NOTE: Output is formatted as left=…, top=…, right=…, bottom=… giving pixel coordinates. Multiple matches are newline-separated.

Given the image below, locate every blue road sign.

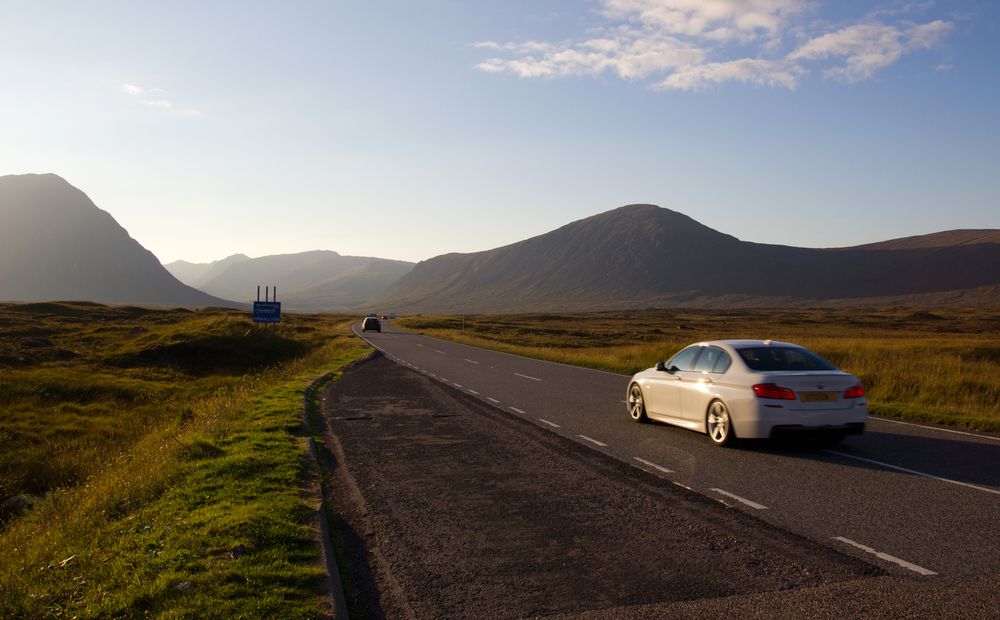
left=252, top=301, right=282, bottom=323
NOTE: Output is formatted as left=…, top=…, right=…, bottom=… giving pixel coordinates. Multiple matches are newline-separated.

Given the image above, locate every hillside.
left=0, top=174, right=238, bottom=308
left=847, top=230, right=1000, bottom=251
left=165, top=254, right=250, bottom=288
left=373, top=204, right=1000, bottom=313
left=171, top=251, right=414, bottom=310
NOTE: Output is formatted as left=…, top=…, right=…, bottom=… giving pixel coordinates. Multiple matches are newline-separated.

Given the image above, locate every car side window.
left=693, top=346, right=730, bottom=373
left=667, top=346, right=702, bottom=371
left=712, top=350, right=732, bottom=373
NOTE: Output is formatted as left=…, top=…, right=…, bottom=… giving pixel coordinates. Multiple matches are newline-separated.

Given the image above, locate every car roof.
left=693, top=339, right=802, bottom=349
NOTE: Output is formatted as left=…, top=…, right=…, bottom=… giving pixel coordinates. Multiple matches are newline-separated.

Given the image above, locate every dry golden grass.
left=399, top=308, right=1000, bottom=431
left=0, top=302, right=368, bottom=617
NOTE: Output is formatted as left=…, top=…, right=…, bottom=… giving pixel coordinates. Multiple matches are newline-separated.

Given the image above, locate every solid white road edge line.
left=514, top=373, right=543, bottom=382
left=633, top=457, right=674, bottom=475
left=832, top=537, right=937, bottom=576
left=538, top=418, right=561, bottom=428
left=577, top=435, right=608, bottom=447
left=709, top=488, right=768, bottom=510
left=510, top=406, right=526, bottom=414
left=871, top=416, right=1000, bottom=442
left=824, top=450, right=1000, bottom=496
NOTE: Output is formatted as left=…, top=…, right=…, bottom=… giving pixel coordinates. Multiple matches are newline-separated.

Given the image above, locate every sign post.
left=252, top=285, right=281, bottom=325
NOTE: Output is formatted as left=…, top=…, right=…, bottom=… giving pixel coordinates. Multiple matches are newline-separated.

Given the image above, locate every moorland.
left=3, top=302, right=998, bottom=617
left=0, top=302, right=365, bottom=618
left=398, top=307, right=1000, bottom=431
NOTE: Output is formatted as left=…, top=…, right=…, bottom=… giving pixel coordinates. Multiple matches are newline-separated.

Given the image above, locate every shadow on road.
left=741, top=430, right=1000, bottom=491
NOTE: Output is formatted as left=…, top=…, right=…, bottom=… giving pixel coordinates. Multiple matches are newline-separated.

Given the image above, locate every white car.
left=626, top=340, right=867, bottom=446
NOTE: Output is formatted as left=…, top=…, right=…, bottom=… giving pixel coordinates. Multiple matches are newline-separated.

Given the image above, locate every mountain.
left=847, top=230, right=1000, bottom=251
left=373, top=204, right=1000, bottom=313
left=165, top=254, right=250, bottom=289
left=0, top=174, right=238, bottom=308
left=170, top=251, right=414, bottom=310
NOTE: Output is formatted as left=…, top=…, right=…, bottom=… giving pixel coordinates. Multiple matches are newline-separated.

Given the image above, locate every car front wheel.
left=628, top=383, right=648, bottom=423
left=706, top=399, right=735, bottom=447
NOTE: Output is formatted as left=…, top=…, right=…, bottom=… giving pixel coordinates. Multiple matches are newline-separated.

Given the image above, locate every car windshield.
left=736, top=346, right=836, bottom=371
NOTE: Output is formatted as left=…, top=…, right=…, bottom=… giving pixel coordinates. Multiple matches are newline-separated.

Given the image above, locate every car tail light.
left=843, top=383, right=865, bottom=399
left=752, top=383, right=796, bottom=400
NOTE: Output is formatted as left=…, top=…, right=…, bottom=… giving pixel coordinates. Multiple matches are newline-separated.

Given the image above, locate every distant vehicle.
left=362, top=316, right=381, bottom=333
left=626, top=340, right=866, bottom=447
left=380, top=315, right=388, bottom=320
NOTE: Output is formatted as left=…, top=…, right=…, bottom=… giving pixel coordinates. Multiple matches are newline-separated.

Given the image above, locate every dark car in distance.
left=362, top=316, right=381, bottom=333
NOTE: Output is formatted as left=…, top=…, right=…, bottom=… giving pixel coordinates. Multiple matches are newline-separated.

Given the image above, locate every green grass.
left=398, top=308, right=1000, bottom=432
left=0, top=302, right=367, bottom=618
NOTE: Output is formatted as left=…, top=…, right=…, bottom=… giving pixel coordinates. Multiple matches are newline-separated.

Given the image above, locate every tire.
left=627, top=383, right=648, bottom=423
left=706, top=399, right=736, bottom=447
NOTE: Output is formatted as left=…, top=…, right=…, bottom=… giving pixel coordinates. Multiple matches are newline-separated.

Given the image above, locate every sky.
left=1, top=0, right=998, bottom=264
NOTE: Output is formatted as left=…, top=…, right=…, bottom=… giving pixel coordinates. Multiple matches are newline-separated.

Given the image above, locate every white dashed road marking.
left=538, top=419, right=561, bottom=428
left=833, top=537, right=937, bottom=576
left=709, top=488, right=768, bottom=510
left=633, top=457, right=674, bottom=475
left=577, top=435, right=607, bottom=447
left=435, top=349, right=446, bottom=355
left=510, top=406, right=526, bottom=414
left=487, top=397, right=500, bottom=404
left=464, top=359, right=480, bottom=365
left=514, top=373, right=543, bottom=382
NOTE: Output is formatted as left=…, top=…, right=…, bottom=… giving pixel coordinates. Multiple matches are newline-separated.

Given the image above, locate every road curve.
left=354, top=323, right=1000, bottom=578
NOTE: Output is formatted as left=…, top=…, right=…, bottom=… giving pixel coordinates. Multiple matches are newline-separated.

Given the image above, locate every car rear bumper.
left=732, top=402, right=868, bottom=439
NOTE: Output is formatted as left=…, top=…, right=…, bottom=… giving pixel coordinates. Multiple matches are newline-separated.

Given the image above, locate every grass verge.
left=0, top=303, right=367, bottom=618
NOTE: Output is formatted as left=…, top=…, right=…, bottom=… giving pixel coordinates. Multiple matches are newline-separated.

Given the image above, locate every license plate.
left=800, top=391, right=838, bottom=403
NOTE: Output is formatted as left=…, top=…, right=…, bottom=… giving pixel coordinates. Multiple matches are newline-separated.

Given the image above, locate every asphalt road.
left=354, top=323, right=1000, bottom=580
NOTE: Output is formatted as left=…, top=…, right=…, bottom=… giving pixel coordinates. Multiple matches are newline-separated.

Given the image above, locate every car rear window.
left=736, top=346, right=836, bottom=371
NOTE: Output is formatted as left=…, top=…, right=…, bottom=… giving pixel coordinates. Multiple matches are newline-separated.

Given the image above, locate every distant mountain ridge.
left=0, top=174, right=237, bottom=308
left=373, top=204, right=1000, bottom=313
left=167, top=251, right=414, bottom=311
left=166, top=254, right=250, bottom=289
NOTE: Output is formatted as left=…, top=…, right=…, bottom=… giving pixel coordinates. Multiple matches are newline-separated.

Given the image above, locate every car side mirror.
left=655, top=361, right=667, bottom=372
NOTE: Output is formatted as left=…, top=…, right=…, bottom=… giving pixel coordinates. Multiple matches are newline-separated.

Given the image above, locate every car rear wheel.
left=706, top=400, right=735, bottom=447
left=628, top=384, right=648, bottom=423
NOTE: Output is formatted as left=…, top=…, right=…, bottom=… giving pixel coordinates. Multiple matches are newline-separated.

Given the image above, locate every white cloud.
left=118, top=83, right=202, bottom=116
left=788, top=19, right=953, bottom=82
left=476, top=28, right=704, bottom=80
left=603, top=0, right=806, bottom=42
left=657, top=58, right=803, bottom=90
left=475, top=1, right=954, bottom=91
